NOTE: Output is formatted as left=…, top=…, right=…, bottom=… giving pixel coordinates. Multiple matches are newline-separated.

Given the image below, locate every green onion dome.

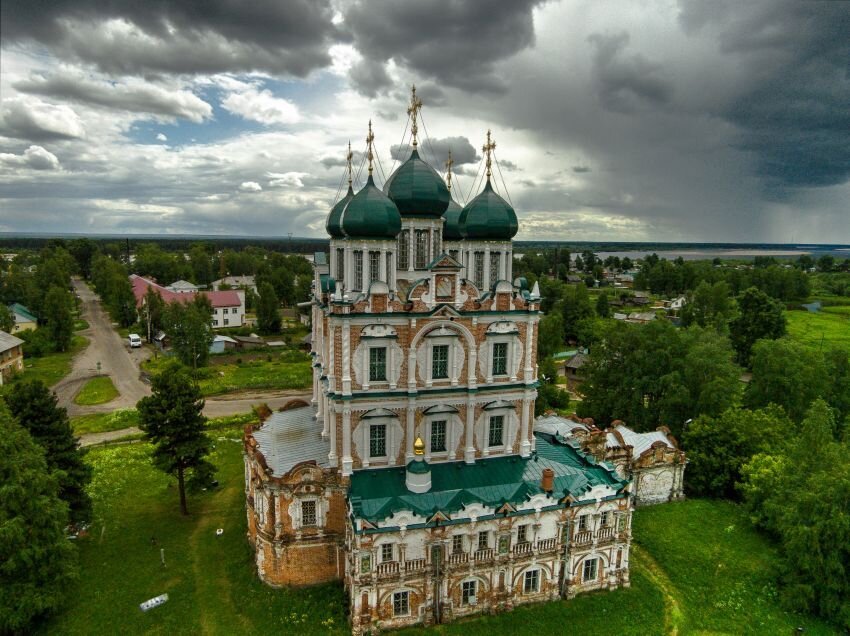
left=385, top=149, right=451, bottom=217
left=341, top=175, right=402, bottom=240
left=442, top=198, right=463, bottom=240
left=326, top=185, right=353, bottom=238
left=458, top=179, right=518, bottom=240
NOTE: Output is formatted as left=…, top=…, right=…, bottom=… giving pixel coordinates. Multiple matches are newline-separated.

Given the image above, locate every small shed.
left=233, top=335, right=265, bottom=350
left=210, top=335, right=239, bottom=354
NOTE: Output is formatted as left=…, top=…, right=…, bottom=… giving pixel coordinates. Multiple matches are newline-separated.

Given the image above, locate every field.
left=39, top=434, right=837, bottom=635
left=144, top=350, right=312, bottom=396
left=71, top=408, right=141, bottom=436
left=786, top=309, right=850, bottom=354
left=73, top=376, right=119, bottom=405
left=14, top=335, right=88, bottom=388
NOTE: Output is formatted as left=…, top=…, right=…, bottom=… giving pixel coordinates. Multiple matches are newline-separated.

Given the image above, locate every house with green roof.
left=8, top=303, right=37, bottom=333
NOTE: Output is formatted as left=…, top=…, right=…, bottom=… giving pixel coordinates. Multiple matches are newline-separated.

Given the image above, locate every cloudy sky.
left=1, top=0, right=848, bottom=242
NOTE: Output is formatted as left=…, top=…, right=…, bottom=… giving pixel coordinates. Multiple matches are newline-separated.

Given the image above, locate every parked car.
left=128, top=334, right=142, bottom=348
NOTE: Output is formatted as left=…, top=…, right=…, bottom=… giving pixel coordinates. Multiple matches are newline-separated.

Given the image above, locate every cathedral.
left=243, top=89, right=634, bottom=633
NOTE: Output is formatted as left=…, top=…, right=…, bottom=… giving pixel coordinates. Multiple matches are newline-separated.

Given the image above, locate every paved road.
left=54, top=279, right=152, bottom=417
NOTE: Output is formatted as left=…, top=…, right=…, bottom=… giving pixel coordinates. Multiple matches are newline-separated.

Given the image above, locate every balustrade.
left=376, top=561, right=399, bottom=575
left=512, top=541, right=532, bottom=556
left=448, top=552, right=469, bottom=565
left=473, top=548, right=494, bottom=562
left=536, top=537, right=557, bottom=552
left=573, top=531, right=593, bottom=545
left=405, top=558, right=426, bottom=573
left=597, top=527, right=615, bottom=541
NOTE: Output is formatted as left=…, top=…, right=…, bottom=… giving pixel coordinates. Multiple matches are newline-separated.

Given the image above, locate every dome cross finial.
left=407, top=84, right=423, bottom=147
left=483, top=129, right=496, bottom=180
left=366, top=120, right=375, bottom=176
left=346, top=140, right=353, bottom=187
left=445, top=149, right=454, bottom=192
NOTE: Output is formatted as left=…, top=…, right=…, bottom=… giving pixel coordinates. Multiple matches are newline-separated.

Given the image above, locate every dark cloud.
left=320, top=150, right=365, bottom=170
left=348, top=59, right=393, bottom=98
left=588, top=32, right=673, bottom=112
left=0, top=0, right=340, bottom=76
left=679, top=0, right=850, bottom=191
left=14, top=73, right=212, bottom=122
left=343, top=0, right=546, bottom=94
left=572, top=165, right=591, bottom=173
left=390, top=136, right=478, bottom=167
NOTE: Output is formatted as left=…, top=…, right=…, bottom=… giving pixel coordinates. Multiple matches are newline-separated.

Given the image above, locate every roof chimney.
left=541, top=467, right=555, bottom=493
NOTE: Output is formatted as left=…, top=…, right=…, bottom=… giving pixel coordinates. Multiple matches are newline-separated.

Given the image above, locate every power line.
left=492, top=150, right=514, bottom=207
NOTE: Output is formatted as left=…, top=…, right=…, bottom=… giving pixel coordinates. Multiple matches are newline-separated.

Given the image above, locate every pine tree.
left=0, top=405, right=78, bottom=632
left=5, top=380, right=92, bottom=523
left=137, top=360, right=214, bottom=515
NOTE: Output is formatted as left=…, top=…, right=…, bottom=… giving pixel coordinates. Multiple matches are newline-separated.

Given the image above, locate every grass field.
left=14, top=335, right=88, bottom=388
left=73, top=376, right=119, bottom=406
left=786, top=309, right=850, bottom=354
left=71, top=408, right=141, bottom=435
left=144, top=351, right=311, bottom=397
left=39, top=432, right=837, bottom=635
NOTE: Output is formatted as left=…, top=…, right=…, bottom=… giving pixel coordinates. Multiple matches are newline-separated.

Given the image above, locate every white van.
left=128, top=334, right=142, bottom=348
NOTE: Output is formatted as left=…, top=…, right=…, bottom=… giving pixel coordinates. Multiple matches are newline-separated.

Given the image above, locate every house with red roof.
left=130, top=275, right=245, bottom=329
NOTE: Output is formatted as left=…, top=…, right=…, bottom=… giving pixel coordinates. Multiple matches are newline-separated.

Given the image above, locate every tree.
left=559, top=284, right=594, bottom=343
left=595, top=292, right=610, bottom=318
left=740, top=400, right=850, bottom=627
left=43, top=285, right=74, bottom=352
left=682, top=405, right=792, bottom=498
left=679, top=280, right=735, bottom=331
left=729, top=286, right=785, bottom=366
left=817, top=255, right=835, bottom=272
left=256, top=282, right=281, bottom=334
left=745, top=338, right=830, bottom=422
left=142, top=286, right=165, bottom=343
left=164, top=295, right=214, bottom=369
left=0, top=304, right=14, bottom=333
left=5, top=380, right=92, bottom=523
left=537, top=311, right=565, bottom=359
left=0, top=406, right=78, bottom=633
left=137, top=360, right=214, bottom=515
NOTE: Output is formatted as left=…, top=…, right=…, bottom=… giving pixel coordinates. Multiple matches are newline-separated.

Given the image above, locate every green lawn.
left=71, top=409, right=141, bottom=436
left=786, top=309, right=850, bottom=354
left=144, top=351, right=311, bottom=397
left=15, top=335, right=88, bottom=388
left=40, top=435, right=837, bottom=635
left=74, top=319, right=89, bottom=331
left=73, top=376, right=119, bottom=406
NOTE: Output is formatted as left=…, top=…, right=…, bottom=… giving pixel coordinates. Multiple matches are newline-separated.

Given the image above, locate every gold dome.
left=413, top=436, right=425, bottom=456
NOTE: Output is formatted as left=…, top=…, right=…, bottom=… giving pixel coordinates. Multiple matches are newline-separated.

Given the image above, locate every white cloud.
left=156, top=132, right=167, bottom=141
left=0, top=145, right=61, bottom=170
left=0, top=96, right=86, bottom=139
left=239, top=181, right=262, bottom=192
left=267, top=171, right=309, bottom=188
left=221, top=86, right=300, bottom=126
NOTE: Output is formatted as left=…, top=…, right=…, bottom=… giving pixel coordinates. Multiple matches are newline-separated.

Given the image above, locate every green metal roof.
left=442, top=198, right=463, bottom=240
left=9, top=303, right=37, bottom=322
left=349, top=432, right=627, bottom=525
left=326, top=185, right=353, bottom=238
left=341, top=175, right=402, bottom=239
left=385, top=149, right=450, bottom=218
left=458, top=179, right=518, bottom=240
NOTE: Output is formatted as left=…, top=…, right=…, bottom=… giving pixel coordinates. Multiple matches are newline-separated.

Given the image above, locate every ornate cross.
left=445, top=149, right=454, bottom=192
left=407, top=84, right=423, bottom=147
left=346, top=140, right=353, bottom=187
left=483, top=129, right=496, bottom=179
left=366, top=120, right=375, bottom=176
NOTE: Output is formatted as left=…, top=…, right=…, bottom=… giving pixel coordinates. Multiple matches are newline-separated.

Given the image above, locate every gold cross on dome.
left=445, top=149, right=454, bottom=192
left=346, top=140, right=353, bottom=187
left=407, top=84, right=423, bottom=147
left=366, top=120, right=375, bottom=176
left=483, top=129, right=496, bottom=179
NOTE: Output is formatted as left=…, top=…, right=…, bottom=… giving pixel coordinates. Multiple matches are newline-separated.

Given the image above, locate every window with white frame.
left=381, top=543, right=394, bottom=562
left=431, top=344, right=449, bottom=379
left=473, top=251, right=484, bottom=288
left=385, top=252, right=393, bottom=282
left=523, top=569, right=540, bottom=593
left=600, top=511, right=610, bottom=527
left=491, top=342, right=508, bottom=376
left=430, top=420, right=447, bottom=453
left=369, top=423, right=387, bottom=457
left=517, top=524, right=528, bottom=544
left=369, top=347, right=387, bottom=382
left=452, top=535, right=464, bottom=555
left=477, top=531, right=488, bottom=551
left=415, top=230, right=430, bottom=268
left=398, top=230, right=410, bottom=269
left=462, top=580, right=477, bottom=605
left=393, top=590, right=409, bottom=616
left=488, top=415, right=504, bottom=447
left=224, top=319, right=229, bottom=326
left=578, top=515, right=589, bottom=532
left=490, top=251, right=500, bottom=283
left=369, top=251, right=380, bottom=283
left=352, top=251, right=363, bottom=291
left=583, top=558, right=598, bottom=582
left=336, top=248, right=344, bottom=281
left=301, top=500, right=317, bottom=526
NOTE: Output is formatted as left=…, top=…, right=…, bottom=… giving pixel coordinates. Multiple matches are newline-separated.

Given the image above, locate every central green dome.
left=326, top=185, right=353, bottom=238
left=341, top=175, right=402, bottom=240
left=458, top=179, right=518, bottom=240
left=385, top=149, right=450, bottom=217
left=442, top=197, right=463, bottom=240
